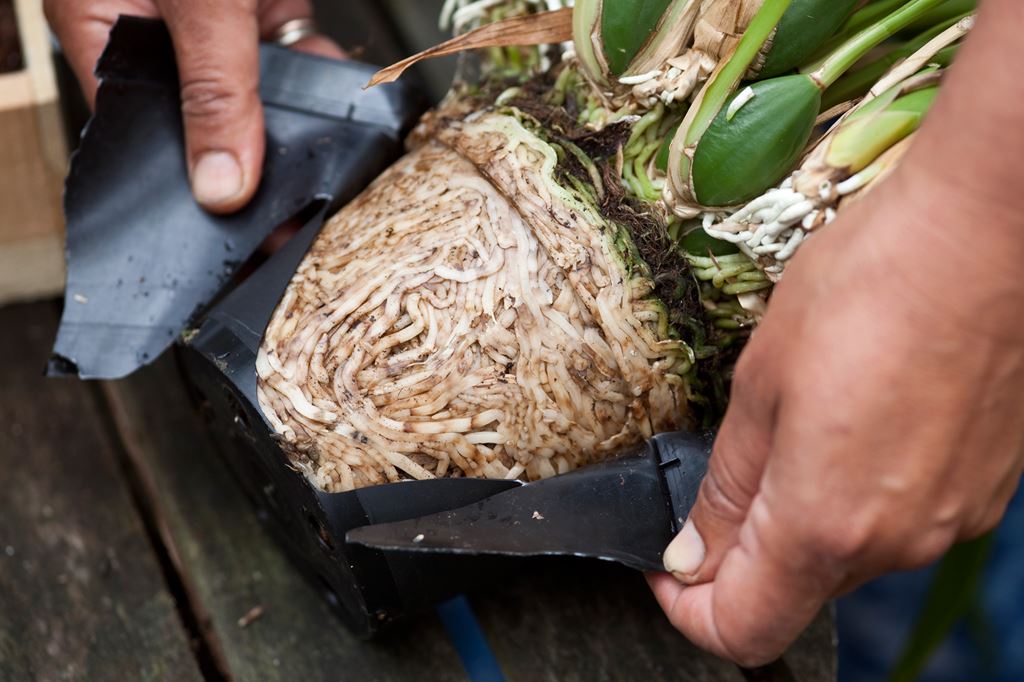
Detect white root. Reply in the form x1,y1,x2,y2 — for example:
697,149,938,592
257,112,692,493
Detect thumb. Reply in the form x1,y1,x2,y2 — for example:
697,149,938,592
664,361,775,584
159,0,264,213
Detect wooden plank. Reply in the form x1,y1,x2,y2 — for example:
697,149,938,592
13,0,59,105
474,562,835,681
0,0,67,304
100,356,469,682
0,303,201,682
471,560,746,682
0,230,63,303
784,605,838,681
0,84,64,249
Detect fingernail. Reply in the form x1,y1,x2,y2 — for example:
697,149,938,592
664,520,705,583
192,151,243,207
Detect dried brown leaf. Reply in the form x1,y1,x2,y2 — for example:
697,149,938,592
366,8,573,88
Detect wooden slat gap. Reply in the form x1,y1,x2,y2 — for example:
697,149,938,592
89,381,232,682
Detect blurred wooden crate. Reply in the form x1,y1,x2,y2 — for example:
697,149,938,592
0,0,65,304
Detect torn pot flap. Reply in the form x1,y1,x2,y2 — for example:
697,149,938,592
345,431,714,573
49,17,425,380
186,202,332,410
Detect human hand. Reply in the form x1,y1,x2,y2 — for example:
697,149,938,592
648,162,1024,666
45,0,344,212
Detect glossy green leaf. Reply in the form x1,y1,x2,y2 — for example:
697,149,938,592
757,0,860,78
832,0,909,44
692,74,821,207
889,534,994,682
601,0,673,76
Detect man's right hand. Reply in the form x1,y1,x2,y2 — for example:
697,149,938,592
649,0,1024,666
45,0,344,213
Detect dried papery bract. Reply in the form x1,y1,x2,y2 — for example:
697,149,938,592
368,7,573,87
863,13,974,100
573,0,702,94
625,0,860,107
619,0,704,78
626,0,859,109
257,112,693,492
693,0,764,66
626,0,761,107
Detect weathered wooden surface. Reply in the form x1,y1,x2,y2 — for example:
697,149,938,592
782,605,838,682
0,304,200,681
472,560,745,682
101,355,468,682
472,561,835,681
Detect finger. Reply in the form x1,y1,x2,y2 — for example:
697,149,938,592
157,0,263,213
44,1,160,106
664,351,776,584
656,497,838,667
291,34,347,59
646,571,686,618
257,0,346,58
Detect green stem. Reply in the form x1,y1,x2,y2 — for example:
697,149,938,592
821,13,966,109
808,0,949,88
900,0,976,34
684,0,795,146
626,103,665,151
841,0,909,38
810,0,972,64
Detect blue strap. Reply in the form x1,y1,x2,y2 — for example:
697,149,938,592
436,596,506,682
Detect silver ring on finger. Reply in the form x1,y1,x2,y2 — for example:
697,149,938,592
270,17,318,47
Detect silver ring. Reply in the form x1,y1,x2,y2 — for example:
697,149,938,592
271,17,318,47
